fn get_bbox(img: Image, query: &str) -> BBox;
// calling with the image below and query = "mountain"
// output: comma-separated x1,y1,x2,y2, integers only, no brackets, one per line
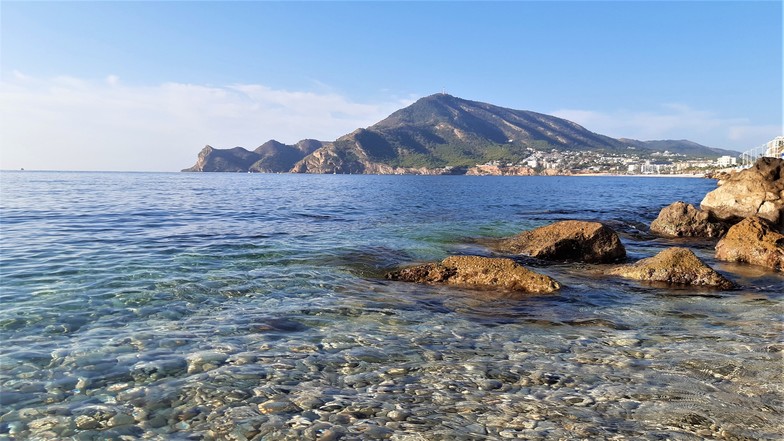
183,94,732,173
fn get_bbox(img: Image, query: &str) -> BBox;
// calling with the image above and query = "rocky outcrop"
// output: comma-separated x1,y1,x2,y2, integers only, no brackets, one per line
386,255,561,294
700,157,784,225
495,220,626,263
650,201,727,238
608,247,735,289
715,216,784,271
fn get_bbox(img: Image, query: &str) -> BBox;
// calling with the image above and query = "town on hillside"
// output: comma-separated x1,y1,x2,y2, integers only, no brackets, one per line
477,136,784,176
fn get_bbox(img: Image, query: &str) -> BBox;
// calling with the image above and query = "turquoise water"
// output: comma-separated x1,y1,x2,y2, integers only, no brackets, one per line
1,171,782,440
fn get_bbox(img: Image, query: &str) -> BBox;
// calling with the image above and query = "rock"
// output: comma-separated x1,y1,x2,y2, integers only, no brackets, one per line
715,216,784,271
495,220,626,263
258,399,300,415
608,247,735,289
700,157,784,225
650,201,727,238
386,255,560,294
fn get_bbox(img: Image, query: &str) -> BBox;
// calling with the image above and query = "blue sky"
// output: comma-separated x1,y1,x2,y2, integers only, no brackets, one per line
1,1,781,171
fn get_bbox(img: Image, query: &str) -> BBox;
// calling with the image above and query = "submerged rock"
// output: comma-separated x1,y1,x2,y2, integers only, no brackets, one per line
715,216,784,271
386,255,560,294
700,157,784,225
608,247,735,289
496,220,626,263
650,201,727,238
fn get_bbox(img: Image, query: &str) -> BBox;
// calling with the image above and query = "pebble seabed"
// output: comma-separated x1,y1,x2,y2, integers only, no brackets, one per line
1,265,782,441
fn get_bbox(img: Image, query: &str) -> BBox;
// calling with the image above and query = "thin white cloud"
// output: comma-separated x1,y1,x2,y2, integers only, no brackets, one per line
0,74,413,171
551,105,781,152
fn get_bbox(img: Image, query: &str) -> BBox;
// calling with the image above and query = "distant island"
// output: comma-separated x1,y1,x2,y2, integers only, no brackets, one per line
182,94,740,175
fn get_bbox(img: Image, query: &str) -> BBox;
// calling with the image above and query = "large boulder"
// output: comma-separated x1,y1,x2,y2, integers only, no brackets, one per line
495,220,626,263
700,157,784,225
608,247,735,289
715,216,784,271
386,255,561,294
650,201,727,238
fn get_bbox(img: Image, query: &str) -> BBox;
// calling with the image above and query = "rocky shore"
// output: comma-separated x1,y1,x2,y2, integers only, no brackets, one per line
387,157,784,292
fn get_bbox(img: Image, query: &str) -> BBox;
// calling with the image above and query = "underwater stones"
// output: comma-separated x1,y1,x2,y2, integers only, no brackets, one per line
131,356,187,381
700,157,784,225
608,247,735,289
496,220,626,263
715,216,784,271
650,201,727,238
185,351,228,374
386,255,560,294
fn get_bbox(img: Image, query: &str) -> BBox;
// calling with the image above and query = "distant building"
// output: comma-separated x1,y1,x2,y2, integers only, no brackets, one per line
766,136,784,158
717,155,737,167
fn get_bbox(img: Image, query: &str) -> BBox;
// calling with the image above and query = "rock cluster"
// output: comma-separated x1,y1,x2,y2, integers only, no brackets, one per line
495,220,626,263
386,255,560,295
715,216,784,271
650,201,726,238
645,158,784,272
607,248,735,289
700,157,784,225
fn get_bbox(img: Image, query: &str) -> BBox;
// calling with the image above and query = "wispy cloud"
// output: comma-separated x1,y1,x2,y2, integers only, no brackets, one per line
0,74,414,171
551,104,781,152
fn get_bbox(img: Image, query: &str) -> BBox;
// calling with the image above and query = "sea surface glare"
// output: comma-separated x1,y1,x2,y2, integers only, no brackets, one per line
1,171,782,440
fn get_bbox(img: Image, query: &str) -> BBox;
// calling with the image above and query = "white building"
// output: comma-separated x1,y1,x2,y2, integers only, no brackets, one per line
766,136,784,158
717,155,737,167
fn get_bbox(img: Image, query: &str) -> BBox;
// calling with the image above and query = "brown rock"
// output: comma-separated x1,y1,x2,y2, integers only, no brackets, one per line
700,157,784,225
650,201,727,238
496,220,626,263
715,216,784,271
386,255,561,294
608,247,735,289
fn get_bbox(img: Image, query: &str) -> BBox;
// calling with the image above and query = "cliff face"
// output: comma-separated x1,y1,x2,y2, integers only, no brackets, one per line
183,94,733,174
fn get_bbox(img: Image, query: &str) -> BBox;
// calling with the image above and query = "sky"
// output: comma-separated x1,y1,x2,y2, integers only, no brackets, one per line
1,1,781,172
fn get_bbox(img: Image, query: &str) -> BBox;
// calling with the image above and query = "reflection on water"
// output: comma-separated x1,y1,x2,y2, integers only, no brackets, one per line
1,171,782,439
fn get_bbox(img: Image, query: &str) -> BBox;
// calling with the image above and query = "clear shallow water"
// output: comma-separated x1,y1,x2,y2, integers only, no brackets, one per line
0,171,782,440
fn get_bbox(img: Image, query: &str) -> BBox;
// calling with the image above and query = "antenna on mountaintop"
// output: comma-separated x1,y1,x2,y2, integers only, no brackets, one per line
441,87,447,95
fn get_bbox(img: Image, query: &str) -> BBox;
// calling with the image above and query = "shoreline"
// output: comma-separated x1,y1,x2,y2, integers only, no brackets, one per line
571,172,707,178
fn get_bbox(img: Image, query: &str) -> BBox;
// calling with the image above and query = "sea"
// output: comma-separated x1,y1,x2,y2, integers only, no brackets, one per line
1,171,782,440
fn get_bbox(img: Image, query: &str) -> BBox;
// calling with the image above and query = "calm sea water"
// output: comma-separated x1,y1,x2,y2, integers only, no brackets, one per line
1,171,782,440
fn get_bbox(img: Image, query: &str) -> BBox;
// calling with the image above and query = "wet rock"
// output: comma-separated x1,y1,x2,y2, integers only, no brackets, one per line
700,157,784,225
386,255,560,294
258,399,300,415
74,415,100,430
715,216,784,271
608,247,735,289
650,201,727,238
185,351,228,374
495,220,626,263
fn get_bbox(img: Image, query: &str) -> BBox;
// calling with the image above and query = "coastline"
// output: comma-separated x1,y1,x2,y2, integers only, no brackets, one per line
572,172,707,178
